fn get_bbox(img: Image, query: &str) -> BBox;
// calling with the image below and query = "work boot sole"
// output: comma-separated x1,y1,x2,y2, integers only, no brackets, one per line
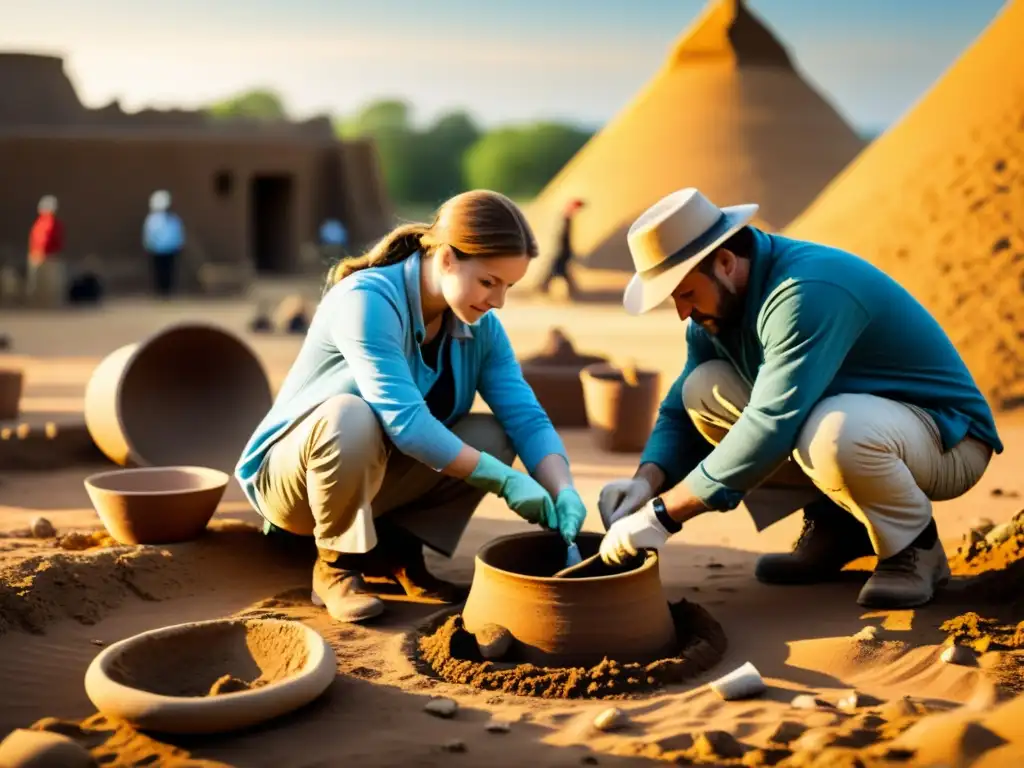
856,559,952,609
311,589,385,623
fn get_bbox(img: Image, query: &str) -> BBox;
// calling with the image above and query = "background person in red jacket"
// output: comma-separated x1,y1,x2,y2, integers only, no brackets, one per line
26,195,64,298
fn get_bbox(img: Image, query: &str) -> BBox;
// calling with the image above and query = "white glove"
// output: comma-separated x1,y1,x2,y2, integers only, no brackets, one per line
599,501,675,565
598,477,654,531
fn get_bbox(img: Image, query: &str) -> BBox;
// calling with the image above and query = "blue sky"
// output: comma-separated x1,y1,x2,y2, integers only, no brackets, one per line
1,0,1007,132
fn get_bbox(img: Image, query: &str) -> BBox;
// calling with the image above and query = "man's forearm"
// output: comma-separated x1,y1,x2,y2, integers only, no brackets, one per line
633,462,666,495
636,463,709,525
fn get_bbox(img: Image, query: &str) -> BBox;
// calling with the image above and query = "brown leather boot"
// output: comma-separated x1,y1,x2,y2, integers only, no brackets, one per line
857,520,950,608
311,551,384,623
754,499,875,584
375,522,469,604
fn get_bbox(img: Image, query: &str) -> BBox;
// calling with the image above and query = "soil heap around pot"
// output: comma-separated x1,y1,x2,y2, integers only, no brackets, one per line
408,532,727,699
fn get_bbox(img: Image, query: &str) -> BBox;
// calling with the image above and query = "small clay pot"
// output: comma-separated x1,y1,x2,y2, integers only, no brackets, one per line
518,329,607,428
579,363,660,453
84,323,273,471
84,466,229,545
84,618,336,734
0,368,23,420
462,531,677,668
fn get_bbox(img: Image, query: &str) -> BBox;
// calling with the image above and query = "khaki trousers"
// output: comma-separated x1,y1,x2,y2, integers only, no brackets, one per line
683,360,993,558
254,394,515,557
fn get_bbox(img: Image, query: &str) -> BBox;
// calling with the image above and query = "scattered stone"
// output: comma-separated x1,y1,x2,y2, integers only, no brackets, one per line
940,644,975,665
441,739,466,753
852,626,879,642
768,721,807,745
474,624,513,660
837,691,871,712
690,730,745,760
592,707,625,732
484,719,511,734
424,697,458,719
791,694,832,710
30,517,55,539
0,728,96,767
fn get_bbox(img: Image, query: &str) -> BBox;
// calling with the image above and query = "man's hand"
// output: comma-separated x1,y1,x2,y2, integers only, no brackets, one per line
599,501,676,565
598,477,653,530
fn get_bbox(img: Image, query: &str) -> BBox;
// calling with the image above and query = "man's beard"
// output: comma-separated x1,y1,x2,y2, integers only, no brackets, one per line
691,278,742,335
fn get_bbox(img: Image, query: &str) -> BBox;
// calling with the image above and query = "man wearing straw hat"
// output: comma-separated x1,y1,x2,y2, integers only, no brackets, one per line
596,188,1002,608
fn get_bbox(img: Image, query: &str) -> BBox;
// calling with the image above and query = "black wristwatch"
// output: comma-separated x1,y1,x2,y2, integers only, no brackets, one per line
651,497,683,534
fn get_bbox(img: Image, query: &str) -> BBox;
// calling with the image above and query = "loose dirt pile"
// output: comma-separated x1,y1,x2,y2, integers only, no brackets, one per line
414,599,727,699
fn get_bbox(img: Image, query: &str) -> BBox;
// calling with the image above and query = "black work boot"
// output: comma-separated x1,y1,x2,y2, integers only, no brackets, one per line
311,549,385,623
375,521,469,604
754,499,875,584
857,519,950,608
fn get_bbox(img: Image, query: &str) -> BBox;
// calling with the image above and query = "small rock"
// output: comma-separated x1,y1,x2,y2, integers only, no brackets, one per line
592,707,625,732
0,729,96,767
485,719,511,734
441,739,466,753
837,691,872,712
30,517,55,539
424,697,458,719
791,694,832,710
475,624,513,660
940,644,975,666
852,626,879,642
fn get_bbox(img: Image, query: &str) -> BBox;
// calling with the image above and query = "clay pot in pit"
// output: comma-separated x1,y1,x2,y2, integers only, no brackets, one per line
580,362,660,453
85,466,229,545
518,329,607,428
84,323,273,471
84,618,336,734
461,531,677,668
0,368,23,420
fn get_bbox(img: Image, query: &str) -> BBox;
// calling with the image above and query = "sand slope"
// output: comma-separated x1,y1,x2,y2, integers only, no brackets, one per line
786,0,1024,410
523,0,864,289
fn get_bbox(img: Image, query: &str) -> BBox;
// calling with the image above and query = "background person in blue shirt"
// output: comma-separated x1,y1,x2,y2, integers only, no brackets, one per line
236,190,589,623
597,188,1001,610
142,190,185,297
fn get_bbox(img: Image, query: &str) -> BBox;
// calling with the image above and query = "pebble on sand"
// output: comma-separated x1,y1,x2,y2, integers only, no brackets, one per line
30,517,55,539
592,707,626,732
441,739,466,753
940,644,976,666
424,697,459,719
485,719,511,734
791,694,832,710
0,729,96,768
474,623,513,660
852,626,880,642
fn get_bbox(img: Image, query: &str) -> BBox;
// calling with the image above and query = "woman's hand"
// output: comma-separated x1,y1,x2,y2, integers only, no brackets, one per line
554,487,587,544
466,453,557,528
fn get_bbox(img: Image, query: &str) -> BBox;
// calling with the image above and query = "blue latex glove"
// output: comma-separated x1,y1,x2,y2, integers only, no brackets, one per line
467,453,557,529
555,487,587,545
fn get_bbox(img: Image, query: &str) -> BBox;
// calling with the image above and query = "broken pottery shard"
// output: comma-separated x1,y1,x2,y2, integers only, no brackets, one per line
852,626,879,642
424,697,458,719
475,624,513,660
985,523,1014,546
485,719,511,734
709,661,766,701
0,729,96,768
940,644,975,666
592,707,625,732
791,694,832,710
30,516,55,539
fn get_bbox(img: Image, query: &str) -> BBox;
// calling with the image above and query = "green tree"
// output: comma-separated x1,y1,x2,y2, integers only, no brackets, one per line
463,122,592,199
207,88,288,121
420,111,481,202
337,99,412,138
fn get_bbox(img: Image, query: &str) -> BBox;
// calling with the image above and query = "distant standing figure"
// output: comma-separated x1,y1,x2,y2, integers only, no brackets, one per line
143,190,185,297
541,198,585,298
27,195,64,297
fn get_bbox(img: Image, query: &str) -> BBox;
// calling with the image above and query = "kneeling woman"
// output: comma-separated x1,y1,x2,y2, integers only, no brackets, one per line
235,190,587,622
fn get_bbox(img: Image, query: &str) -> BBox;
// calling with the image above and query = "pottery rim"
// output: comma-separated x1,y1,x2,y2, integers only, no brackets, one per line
579,361,658,384
102,321,266,468
474,530,660,583
84,465,230,496
85,618,335,705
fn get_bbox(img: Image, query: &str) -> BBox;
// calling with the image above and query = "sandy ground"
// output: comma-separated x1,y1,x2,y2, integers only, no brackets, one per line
1,291,1024,767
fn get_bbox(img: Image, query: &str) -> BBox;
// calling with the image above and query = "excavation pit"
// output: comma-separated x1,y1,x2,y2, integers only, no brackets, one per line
409,532,727,699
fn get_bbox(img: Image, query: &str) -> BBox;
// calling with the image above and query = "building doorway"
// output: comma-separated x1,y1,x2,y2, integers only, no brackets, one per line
249,175,294,273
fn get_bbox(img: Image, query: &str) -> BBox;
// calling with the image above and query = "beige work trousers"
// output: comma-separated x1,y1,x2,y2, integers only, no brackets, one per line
253,394,515,557
683,360,993,558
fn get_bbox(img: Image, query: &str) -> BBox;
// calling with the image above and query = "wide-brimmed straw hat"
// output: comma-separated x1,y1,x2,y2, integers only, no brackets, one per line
623,188,759,315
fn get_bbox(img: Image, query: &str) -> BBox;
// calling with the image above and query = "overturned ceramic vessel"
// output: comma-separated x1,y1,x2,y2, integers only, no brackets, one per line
84,323,273,472
462,531,677,668
84,465,229,545
580,362,660,453
84,618,336,735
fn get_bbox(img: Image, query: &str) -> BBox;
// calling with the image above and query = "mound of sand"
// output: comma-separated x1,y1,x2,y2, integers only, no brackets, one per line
786,0,1024,409
523,0,864,290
